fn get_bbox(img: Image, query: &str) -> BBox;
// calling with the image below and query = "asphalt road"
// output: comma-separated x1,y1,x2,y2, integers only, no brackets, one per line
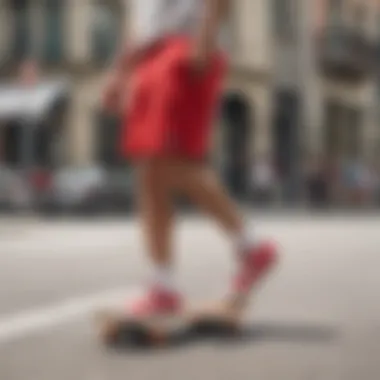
0,214,379,380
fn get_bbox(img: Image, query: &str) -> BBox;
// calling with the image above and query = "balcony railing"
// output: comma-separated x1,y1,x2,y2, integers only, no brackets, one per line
317,26,374,82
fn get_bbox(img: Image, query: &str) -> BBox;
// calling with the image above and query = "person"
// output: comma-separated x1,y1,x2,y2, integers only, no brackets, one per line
102,0,278,318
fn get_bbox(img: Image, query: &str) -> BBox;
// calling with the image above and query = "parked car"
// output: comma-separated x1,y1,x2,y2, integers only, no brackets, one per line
37,165,135,216
0,167,33,212
100,168,136,214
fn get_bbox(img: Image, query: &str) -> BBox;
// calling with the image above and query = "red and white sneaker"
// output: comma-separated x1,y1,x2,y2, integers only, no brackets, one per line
232,240,279,295
127,286,183,320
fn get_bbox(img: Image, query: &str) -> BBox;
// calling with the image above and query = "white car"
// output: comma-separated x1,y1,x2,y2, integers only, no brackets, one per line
51,166,107,207
0,167,32,210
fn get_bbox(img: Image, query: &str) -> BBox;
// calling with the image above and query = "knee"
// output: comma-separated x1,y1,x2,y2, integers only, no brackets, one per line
139,159,171,193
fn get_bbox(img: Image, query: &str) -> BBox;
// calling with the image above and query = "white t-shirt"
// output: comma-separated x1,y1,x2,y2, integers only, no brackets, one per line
129,0,229,49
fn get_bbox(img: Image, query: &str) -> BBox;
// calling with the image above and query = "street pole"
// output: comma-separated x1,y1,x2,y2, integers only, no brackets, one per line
296,0,317,205
19,60,39,210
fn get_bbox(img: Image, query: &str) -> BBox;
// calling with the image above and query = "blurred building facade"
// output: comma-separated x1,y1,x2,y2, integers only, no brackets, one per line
310,0,378,162
0,1,272,178
0,0,126,168
275,0,377,173
0,0,378,191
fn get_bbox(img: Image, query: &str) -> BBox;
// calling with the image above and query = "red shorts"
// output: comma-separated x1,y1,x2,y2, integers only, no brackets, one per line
120,36,227,161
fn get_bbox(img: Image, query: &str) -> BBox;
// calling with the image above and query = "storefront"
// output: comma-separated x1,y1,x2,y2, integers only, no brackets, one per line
0,79,70,209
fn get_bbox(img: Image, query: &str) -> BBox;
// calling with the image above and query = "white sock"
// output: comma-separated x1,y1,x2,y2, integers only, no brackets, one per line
232,226,256,255
152,266,175,291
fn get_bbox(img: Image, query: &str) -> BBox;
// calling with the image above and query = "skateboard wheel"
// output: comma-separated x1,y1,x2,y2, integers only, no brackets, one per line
95,311,122,345
113,323,169,348
149,328,167,346
101,319,119,344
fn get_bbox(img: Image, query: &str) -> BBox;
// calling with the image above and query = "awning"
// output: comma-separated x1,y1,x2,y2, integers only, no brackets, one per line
0,79,70,123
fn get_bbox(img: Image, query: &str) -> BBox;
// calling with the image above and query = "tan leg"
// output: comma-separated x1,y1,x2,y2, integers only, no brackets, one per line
137,159,175,268
137,157,250,316
164,159,257,314
163,158,245,237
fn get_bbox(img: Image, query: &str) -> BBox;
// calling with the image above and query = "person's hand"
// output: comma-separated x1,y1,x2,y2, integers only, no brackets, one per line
188,45,211,76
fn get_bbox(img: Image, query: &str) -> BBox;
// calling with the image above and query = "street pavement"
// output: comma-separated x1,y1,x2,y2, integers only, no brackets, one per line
0,213,379,380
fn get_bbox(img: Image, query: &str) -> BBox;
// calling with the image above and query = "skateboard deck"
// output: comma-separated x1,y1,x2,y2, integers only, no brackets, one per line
95,245,279,348
95,299,245,348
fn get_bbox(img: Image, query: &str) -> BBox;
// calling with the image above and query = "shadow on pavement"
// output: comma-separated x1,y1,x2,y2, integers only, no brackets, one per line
107,320,339,353
216,321,339,345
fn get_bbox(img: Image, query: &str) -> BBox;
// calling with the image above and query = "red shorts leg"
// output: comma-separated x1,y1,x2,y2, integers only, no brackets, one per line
120,37,227,161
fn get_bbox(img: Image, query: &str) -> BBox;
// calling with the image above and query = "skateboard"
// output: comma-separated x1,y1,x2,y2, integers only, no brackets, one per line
95,245,279,348
95,296,247,348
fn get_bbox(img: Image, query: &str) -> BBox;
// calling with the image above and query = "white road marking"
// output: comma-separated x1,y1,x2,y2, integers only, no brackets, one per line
0,243,131,256
0,232,138,254
0,287,141,345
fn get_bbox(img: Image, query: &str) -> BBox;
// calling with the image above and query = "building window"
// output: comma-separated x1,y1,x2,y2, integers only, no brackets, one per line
42,0,64,63
2,121,23,166
95,111,124,168
10,0,32,61
324,101,362,159
271,0,295,41
92,0,123,66
324,101,342,157
345,107,361,158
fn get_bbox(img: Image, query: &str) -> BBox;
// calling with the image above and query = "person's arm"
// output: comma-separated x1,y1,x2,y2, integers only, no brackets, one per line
102,16,161,113
191,0,230,70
